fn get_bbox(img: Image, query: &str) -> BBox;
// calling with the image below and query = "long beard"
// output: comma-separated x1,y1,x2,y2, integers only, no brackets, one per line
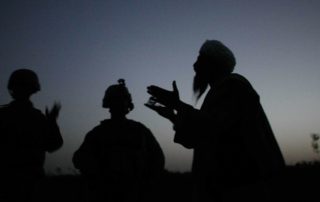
193,74,209,102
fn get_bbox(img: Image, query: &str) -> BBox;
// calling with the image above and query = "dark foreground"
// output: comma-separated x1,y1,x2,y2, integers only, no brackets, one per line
13,163,320,202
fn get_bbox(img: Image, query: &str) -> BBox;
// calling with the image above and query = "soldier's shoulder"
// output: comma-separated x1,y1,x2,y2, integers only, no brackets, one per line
28,107,46,119
87,121,111,135
127,119,149,129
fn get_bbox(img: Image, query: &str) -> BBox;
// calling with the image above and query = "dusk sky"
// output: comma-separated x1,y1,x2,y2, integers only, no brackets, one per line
1,0,320,173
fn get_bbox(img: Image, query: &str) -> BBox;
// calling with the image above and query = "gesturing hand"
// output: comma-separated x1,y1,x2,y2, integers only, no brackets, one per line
45,102,61,122
146,80,180,109
144,97,176,122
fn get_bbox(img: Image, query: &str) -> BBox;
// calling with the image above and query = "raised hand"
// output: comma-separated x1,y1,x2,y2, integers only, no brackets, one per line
45,102,61,122
144,97,176,122
146,81,180,109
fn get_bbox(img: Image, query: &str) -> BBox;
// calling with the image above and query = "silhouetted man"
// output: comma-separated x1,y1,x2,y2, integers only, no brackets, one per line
145,40,285,201
0,69,63,202
73,79,165,202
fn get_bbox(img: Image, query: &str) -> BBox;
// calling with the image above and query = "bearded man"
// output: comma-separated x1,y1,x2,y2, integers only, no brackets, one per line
145,40,285,202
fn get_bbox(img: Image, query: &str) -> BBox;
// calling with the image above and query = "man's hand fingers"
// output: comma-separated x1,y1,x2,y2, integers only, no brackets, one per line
144,103,159,111
147,85,170,96
53,102,61,111
172,80,178,94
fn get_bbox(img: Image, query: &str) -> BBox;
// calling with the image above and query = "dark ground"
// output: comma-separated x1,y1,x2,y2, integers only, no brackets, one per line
33,170,193,202
28,163,320,202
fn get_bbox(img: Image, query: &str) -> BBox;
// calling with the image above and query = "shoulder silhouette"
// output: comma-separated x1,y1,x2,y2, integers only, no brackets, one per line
0,69,63,202
73,79,164,202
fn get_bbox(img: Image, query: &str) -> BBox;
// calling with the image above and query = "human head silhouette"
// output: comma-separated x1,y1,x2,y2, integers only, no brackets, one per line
102,79,134,117
8,69,41,100
193,40,236,100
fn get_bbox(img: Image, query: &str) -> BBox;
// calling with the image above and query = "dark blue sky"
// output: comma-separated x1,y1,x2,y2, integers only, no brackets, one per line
1,0,320,173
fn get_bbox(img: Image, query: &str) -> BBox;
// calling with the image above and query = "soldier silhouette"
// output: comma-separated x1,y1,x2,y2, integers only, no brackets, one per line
0,69,63,202
73,79,165,202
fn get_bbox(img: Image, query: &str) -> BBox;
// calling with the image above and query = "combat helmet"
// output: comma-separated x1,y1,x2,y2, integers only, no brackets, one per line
8,69,40,97
103,79,134,111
